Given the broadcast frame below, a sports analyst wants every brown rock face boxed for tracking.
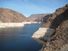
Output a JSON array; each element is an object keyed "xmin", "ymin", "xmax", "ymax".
[
  {"xmin": 41, "ymin": 4, "xmax": 68, "ymax": 51},
  {"xmin": 0, "ymin": 8, "xmax": 26, "ymax": 22},
  {"xmin": 42, "ymin": 4, "xmax": 68, "ymax": 28}
]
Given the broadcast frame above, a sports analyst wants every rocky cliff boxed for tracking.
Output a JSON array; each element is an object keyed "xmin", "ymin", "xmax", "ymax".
[
  {"xmin": 42, "ymin": 4, "xmax": 68, "ymax": 28},
  {"xmin": 40, "ymin": 4, "xmax": 68, "ymax": 51},
  {"xmin": 0, "ymin": 8, "xmax": 26, "ymax": 22}
]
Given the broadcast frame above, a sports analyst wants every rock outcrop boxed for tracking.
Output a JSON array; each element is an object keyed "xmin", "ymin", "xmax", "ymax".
[
  {"xmin": 32, "ymin": 4, "xmax": 68, "ymax": 51},
  {"xmin": 0, "ymin": 8, "xmax": 26, "ymax": 22},
  {"xmin": 41, "ymin": 4, "xmax": 68, "ymax": 51}
]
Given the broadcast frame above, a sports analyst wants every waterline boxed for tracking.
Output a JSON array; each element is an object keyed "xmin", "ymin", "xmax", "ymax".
[{"xmin": 0, "ymin": 22, "xmax": 41, "ymax": 28}]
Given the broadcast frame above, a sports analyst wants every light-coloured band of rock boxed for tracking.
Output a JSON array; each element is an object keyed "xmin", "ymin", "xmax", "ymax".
[
  {"xmin": 0, "ymin": 22, "xmax": 39, "ymax": 28},
  {"xmin": 32, "ymin": 28, "xmax": 55, "ymax": 42}
]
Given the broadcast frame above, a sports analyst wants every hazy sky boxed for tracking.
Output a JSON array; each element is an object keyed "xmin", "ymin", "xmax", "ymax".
[{"xmin": 0, "ymin": 0, "xmax": 68, "ymax": 17}]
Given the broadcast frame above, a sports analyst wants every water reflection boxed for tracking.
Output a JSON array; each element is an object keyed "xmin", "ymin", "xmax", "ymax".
[{"xmin": 0, "ymin": 23, "xmax": 42, "ymax": 51}]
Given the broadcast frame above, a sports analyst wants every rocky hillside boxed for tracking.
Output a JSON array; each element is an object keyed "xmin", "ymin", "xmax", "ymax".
[
  {"xmin": 0, "ymin": 8, "xmax": 26, "ymax": 22},
  {"xmin": 42, "ymin": 4, "xmax": 68, "ymax": 28},
  {"xmin": 41, "ymin": 4, "xmax": 68, "ymax": 51},
  {"xmin": 28, "ymin": 14, "xmax": 47, "ymax": 22}
]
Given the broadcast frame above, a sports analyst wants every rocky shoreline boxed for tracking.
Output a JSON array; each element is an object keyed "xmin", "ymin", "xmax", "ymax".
[{"xmin": 32, "ymin": 4, "xmax": 68, "ymax": 51}]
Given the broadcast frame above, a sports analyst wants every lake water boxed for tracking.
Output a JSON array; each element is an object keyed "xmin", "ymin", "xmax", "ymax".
[{"xmin": 0, "ymin": 23, "xmax": 42, "ymax": 51}]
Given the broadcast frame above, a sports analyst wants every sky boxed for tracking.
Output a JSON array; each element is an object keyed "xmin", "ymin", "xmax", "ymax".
[{"xmin": 0, "ymin": 0, "xmax": 68, "ymax": 17}]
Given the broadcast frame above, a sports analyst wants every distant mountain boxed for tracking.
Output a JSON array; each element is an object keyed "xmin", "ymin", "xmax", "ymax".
[
  {"xmin": 28, "ymin": 14, "xmax": 47, "ymax": 22},
  {"xmin": 0, "ymin": 8, "xmax": 26, "ymax": 22}
]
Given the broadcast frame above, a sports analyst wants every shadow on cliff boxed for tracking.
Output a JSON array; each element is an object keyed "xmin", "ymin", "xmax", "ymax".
[
  {"xmin": 50, "ymin": 9, "xmax": 68, "ymax": 29},
  {"xmin": 42, "ymin": 8, "xmax": 68, "ymax": 43}
]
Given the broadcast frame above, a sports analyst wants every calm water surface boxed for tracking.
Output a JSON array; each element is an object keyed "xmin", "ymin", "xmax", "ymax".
[{"xmin": 0, "ymin": 23, "xmax": 42, "ymax": 51}]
